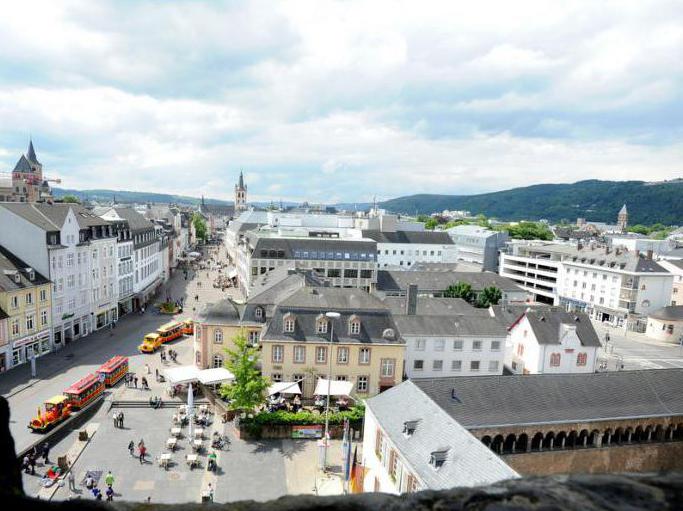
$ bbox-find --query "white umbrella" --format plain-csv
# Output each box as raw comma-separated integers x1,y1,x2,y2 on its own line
188,382,194,440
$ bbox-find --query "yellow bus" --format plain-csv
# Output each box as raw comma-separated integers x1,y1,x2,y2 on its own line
138,321,185,353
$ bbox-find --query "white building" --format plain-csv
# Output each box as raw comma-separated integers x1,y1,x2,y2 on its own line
646,306,683,343
362,379,518,494
0,203,118,346
447,224,508,272
362,230,457,268
506,309,601,375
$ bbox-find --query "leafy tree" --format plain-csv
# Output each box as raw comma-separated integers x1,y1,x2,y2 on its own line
218,331,269,412
192,212,208,242
475,214,489,227
416,214,430,223
424,217,439,230
476,286,502,308
500,221,554,240
444,281,474,302
61,195,81,203
628,224,650,235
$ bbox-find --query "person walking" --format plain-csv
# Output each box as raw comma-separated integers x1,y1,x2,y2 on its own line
105,470,114,488
67,467,76,492
106,486,114,502
145,363,150,375
128,440,135,457
112,411,119,429
42,442,50,464
119,411,125,428
134,376,138,388
138,444,147,464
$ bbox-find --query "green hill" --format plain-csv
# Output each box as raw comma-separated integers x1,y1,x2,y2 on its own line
53,188,231,206
380,179,683,225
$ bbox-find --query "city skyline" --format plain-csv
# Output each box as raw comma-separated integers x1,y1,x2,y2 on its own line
1,0,682,203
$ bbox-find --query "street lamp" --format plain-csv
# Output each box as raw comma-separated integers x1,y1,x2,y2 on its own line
323,311,340,471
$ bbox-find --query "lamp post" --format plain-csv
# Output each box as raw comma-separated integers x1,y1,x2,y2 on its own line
323,311,340,471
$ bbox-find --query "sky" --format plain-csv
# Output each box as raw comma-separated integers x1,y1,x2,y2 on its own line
0,0,682,204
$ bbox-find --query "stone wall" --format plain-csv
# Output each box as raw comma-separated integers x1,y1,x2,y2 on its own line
506,442,683,475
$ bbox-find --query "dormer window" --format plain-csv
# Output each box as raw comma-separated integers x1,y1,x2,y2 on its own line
403,420,418,437
13,273,21,284
429,450,448,469
316,315,328,334
382,328,395,340
283,313,295,333
255,307,264,320
348,315,361,335
28,269,35,281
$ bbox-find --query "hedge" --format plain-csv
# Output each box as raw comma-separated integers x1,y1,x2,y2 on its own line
242,404,365,426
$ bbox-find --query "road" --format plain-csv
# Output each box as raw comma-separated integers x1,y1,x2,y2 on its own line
2,244,241,453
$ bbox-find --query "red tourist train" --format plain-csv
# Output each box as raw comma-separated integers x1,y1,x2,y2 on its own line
97,356,129,387
28,355,128,433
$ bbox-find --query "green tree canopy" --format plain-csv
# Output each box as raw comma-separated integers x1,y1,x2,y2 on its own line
495,221,554,240
61,195,81,203
444,281,474,302
424,217,439,230
476,286,502,308
192,212,208,242
218,331,269,412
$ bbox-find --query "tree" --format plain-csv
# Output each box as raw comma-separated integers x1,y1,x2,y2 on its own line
476,286,502,308
192,212,208,242
61,195,80,203
424,217,439,230
218,331,269,412
444,281,474,302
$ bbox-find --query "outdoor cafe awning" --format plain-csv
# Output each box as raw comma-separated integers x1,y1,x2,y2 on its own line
268,381,302,396
164,365,201,384
314,379,353,397
197,367,235,385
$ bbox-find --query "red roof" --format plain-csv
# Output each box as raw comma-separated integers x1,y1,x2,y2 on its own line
97,355,128,374
64,373,100,395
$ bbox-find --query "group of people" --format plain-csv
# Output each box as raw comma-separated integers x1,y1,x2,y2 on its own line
125,372,148,389
127,439,148,464
85,470,115,501
112,410,125,428
159,348,177,363
21,442,50,475
267,393,302,413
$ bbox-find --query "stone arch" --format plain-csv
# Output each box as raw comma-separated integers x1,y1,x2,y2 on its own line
531,432,544,451
578,429,590,448
634,426,644,443
555,431,567,449
503,434,517,454
674,424,683,441
481,435,492,448
491,434,505,454
590,429,601,447
517,433,529,452
664,425,675,441
542,431,555,450
566,430,578,448
601,428,612,446
624,427,634,443
614,427,624,444
653,425,664,442
643,425,654,442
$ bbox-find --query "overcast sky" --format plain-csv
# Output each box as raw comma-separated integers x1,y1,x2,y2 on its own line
1,0,682,203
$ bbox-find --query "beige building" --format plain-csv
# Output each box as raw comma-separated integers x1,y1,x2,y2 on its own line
259,286,405,398
646,306,683,343
0,246,53,371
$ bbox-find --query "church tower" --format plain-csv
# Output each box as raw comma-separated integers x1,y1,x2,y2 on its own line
617,204,628,232
235,171,247,212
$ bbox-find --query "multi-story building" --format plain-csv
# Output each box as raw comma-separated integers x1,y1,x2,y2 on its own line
505,309,601,374
390,287,508,378
362,380,518,494
362,229,457,268
259,286,405,398
0,247,53,371
659,260,683,306
0,203,118,345
499,242,562,304
447,224,508,272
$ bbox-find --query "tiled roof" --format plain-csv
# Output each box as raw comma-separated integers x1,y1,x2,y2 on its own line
13,154,32,172
366,381,518,489
412,369,683,429
377,270,522,293
362,230,454,245
200,204,235,217
522,309,602,347
197,298,241,324
249,235,376,259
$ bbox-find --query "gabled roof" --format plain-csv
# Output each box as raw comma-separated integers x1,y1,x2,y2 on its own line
0,203,109,231
362,230,454,245
515,309,601,347
412,369,683,429
394,314,508,338
382,296,480,316
110,207,155,232
197,298,241,324
377,270,523,293
0,246,50,291
13,154,32,172
366,381,518,489
619,204,628,215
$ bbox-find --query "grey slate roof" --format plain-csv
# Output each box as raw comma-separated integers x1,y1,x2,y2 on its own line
0,203,110,231
362,230,454,245
394,314,508,338
0,246,50,291
261,287,402,345
649,305,683,322
382,296,480,316
377,270,522,293
366,380,518,489
414,369,683,429
13,154,33,172
112,207,155,232
27,140,39,164
521,309,602,347
249,235,376,260
197,298,241,324
200,203,235,217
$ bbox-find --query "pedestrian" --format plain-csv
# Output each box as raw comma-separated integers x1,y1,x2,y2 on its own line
106,486,114,502
160,351,164,363
119,411,125,428
138,444,147,464
113,411,119,428
29,455,36,474
67,466,76,492
22,455,30,474
134,376,138,388
141,377,148,389
128,440,135,456
42,442,50,464
145,363,150,375
155,368,159,381
105,470,114,488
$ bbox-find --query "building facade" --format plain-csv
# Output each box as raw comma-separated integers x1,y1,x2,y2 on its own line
447,224,509,272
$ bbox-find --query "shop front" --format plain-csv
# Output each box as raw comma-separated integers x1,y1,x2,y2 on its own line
11,329,51,368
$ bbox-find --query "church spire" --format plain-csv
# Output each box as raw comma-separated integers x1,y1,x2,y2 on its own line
27,138,39,164
238,170,245,189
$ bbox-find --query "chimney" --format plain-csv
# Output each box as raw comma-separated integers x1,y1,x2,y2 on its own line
406,284,418,316
647,249,653,260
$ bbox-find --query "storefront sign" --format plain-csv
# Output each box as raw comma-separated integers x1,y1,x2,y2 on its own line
292,425,323,439
13,330,50,348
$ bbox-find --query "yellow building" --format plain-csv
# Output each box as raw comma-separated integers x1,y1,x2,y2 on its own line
0,246,53,371
259,287,405,398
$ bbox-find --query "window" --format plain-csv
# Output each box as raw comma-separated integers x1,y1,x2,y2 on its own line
25,292,33,305
357,375,368,393
11,319,19,336
283,315,295,333
349,318,361,335
271,373,282,382
248,331,260,344
470,360,480,371
40,289,47,302
212,355,223,368
26,314,34,331
429,450,447,469
488,361,499,372
375,429,383,456
517,344,525,356
293,345,306,363
416,339,426,351
413,360,424,371
406,474,419,493
41,310,48,326
316,346,327,364
381,359,395,377
255,307,263,319
272,345,284,363
434,339,445,351
472,340,482,351
359,347,371,364
451,360,462,372
67,253,74,267
11,296,18,309
432,360,443,371
337,347,349,364
550,353,561,367
214,329,223,344
490,340,501,351
577,352,588,366
389,450,398,480
316,318,328,334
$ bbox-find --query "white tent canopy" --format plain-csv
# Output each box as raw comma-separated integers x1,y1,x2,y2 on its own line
268,381,302,396
164,365,201,385
314,379,353,397
198,367,235,385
